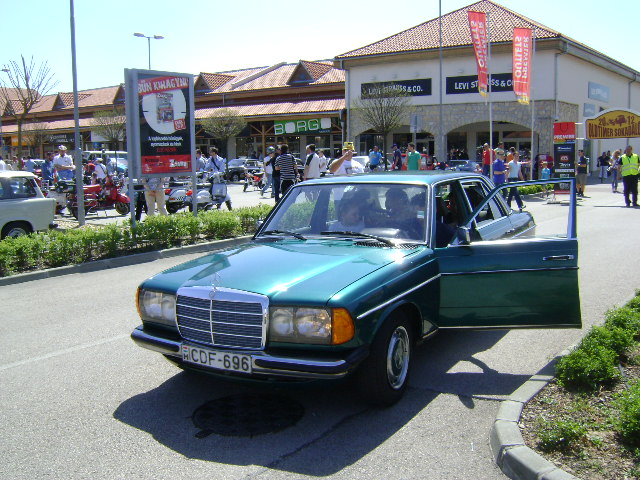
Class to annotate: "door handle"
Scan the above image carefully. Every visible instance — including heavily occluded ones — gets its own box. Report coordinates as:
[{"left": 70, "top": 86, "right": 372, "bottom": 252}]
[{"left": 542, "top": 255, "right": 574, "bottom": 261}]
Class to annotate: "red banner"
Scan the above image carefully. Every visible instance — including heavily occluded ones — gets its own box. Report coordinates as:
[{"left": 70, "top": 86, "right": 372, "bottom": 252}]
[
  {"left": 468, "top": 11, "right": 489, "bottom": 96},
  {"left": 512, "top": 28, "right": 532, "bottom": 104}
]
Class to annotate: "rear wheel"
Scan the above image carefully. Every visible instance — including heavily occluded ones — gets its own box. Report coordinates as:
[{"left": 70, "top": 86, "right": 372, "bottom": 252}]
[
  {"left": 115, "top": 202, "right": 130, "bottom": 215},
  {"left": 166, "top": 204, "right": 180, "bottom": 214},
  {"left": 356, "top": 313, "right": 413, "bottom": 407},
  {"left": 231, "top": 173, "right": 240, "bottom": 182},
  {"left": 1, "top": 222, "right": 32, "bottom": 239}
]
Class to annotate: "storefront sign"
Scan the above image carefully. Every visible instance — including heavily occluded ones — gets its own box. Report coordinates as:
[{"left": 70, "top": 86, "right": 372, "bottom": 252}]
[
  {"left": 45, "top": 133, "right": 75, "bottom": 144},
  {"left": 274, "top": 117, "right": 332, "bottom": 135},
  {"left": 588, "top": 81, "right": 610, "bottom": 103},
  {"left": 446, "top": 73, "right": 513, "bottom": 94},
  {"left": 512, "top": 27, "right": 532, "bottom": 104},
  {"left": 468, "top": 10, "right": 489, "bottom": 96},
  {"left": 360, "top": 79, "right": 432, "bottom": 97},
  {"left": 125, "top": 69, "right": 195, "bottom": 177},
  {"left": 585, "top": 108, "right": 640, "bottom": 139}
]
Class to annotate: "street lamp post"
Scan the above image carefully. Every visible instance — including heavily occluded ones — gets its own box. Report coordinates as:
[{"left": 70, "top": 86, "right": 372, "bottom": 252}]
[{"left": 133, "top": 33, "right": 164, "bottom": 70}]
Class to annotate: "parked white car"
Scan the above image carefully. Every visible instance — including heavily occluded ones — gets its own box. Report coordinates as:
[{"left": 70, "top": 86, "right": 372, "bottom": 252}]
[{"left": 0, "top": 171, "right": 57, "bottom": 239}]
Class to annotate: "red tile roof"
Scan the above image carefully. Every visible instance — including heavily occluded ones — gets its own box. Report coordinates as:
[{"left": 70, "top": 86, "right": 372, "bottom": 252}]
[{"left": 336, "top": 0, "right": 559, "bottom": 59}]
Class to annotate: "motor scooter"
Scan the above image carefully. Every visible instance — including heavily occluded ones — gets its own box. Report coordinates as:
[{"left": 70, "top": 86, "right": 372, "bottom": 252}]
[
  {"left": 164, "top": 178, "right": 190, "bottom": 214},
  {"left": 65, "top": 174, "right": 130, "bottom": 219}
]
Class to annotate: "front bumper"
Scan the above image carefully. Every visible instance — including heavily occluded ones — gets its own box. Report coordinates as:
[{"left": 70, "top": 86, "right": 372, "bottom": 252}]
[{"left": 131, "top": 325, "right": 368, "bottom": 379}]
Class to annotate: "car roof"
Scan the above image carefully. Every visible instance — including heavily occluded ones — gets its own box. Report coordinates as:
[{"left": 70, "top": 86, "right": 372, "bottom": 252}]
[
  {"left": 303, "top": 171, "right": 487, "bottom": 186},
  {"left": 0, "top": 171, "right": 36, "bottom": 179}
]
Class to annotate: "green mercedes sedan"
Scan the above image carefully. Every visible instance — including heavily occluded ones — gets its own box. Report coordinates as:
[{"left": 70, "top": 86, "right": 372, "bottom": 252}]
[{"left": 132, "top": 172, "right": 581, "bottom": 406}]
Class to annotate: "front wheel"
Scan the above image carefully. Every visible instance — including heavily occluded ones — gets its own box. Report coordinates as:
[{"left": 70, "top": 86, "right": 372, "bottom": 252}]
[
  {"left": 231, "top": 173, "right": 240, "bottom": 182},
  {"left": 1, "top": 222, "right": 31, "bottom": 239},
  {"left": 356, "top": 313, "right": 413, "bottom": 407},
  {"left": 115, "top": 202, "right": 130, "bottom": 215}
]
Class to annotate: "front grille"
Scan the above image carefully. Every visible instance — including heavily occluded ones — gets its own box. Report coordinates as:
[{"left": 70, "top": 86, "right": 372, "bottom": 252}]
[{"left": 175, "top": 287, "right": 267, "bottom": 350}]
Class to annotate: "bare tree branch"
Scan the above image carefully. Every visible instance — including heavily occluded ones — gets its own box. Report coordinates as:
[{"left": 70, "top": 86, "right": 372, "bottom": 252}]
[
  {"left": 352, "top": 86, "right": 412, "bottom": 161},
  {"left": 0, "top": 55, "right": 58, "bottom": 156},
  {"left": 91, "top": 107, "right": 126, "bottom": 149}
]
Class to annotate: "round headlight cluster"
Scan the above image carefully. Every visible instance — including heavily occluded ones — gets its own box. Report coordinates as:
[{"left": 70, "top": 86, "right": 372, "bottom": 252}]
[
  {"left": 138, "top": 289, "right": 176, "bottom": 327},
  {"left": 269, "top": 307, "right": 332, "bottom": 344}
]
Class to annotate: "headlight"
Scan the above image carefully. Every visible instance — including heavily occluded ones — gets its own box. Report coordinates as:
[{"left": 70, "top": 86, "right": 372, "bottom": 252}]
[
  {"left": 268, "top": 307, "right": 354, "bottom": 345},
  {"left": 137, "top": 288, "right": 176, "bottom": 327}
]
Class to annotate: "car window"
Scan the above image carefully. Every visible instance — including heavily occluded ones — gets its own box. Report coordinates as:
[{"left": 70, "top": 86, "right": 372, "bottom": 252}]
[
  {"left": 9, "top": 177, "right": 38, "bottom": 198},
  {"left": 459, "top": 180, "right": 504, "bottom": 227},
  {"left": 260, "top": 183, "right": 427, "bottom": 242},
  {"left": 0, "top": 181, "right": 6, "bottom": 200}
]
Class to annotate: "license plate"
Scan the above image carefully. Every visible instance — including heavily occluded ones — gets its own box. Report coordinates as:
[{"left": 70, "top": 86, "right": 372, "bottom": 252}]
[{"left": 181, "top": 345, "right": 252, "bottom": 373}]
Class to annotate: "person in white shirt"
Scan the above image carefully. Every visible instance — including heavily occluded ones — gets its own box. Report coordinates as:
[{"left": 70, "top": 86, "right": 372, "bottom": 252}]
[
  {"left": 317, "top": 149, "right": 328, "bottom": 173},
  {"left": 261, "top": 146, "right": 275, "bottom": 196},
  {"left": 303, "top": 144, "right": 321, "bottom": 181},
  {"left": 93, "top": 158, "right": 108, "bottom": 182},
  {"left": 329, "top": 145, "right": 365, "bottom": 176},
  {"left": 53, "top": 145, "right": 75, "bottom": 181},
  {"left": 207, "top": 146, "right": 232, "bottom": 209},
  {"left": 0, "top": 156, "right": 6, "bottom": 171}
]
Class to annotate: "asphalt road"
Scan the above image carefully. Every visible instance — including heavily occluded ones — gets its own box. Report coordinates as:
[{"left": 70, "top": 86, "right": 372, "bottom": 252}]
[{"left": 1, "top": 177, "right": 638, "bottom": 480}]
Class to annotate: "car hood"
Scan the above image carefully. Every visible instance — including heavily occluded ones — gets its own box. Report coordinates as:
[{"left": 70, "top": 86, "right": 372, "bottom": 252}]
[{"left": 142, "top": 240, "right": 421, "bottom": 304}]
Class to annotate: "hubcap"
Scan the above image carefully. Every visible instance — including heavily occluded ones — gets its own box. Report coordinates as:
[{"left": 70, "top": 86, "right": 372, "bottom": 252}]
[{"left": 386, "top": 326, "right": 410, "bottom": 390}]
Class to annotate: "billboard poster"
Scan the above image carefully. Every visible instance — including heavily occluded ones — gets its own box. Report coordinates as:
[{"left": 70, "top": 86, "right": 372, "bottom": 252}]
[
  {"left": 446, "top": 73, "right": 513, "bottom": 94},
  {"left": 512, "top": 27, "right": 532, "bottom": 104},
  {"left": 467, "top": 10, "right": 489, "bottom": 96},
  {"left": 124, "top": 69, "right": 195, "bottom": 178},
  {"left": 585, "top": 108, "right": 640, "bottom": 139}
]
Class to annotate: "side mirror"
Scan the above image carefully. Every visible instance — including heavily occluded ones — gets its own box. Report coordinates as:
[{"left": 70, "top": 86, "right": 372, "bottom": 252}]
[{"left": 455, "top": 226, "right": 471, "bottom": 245}]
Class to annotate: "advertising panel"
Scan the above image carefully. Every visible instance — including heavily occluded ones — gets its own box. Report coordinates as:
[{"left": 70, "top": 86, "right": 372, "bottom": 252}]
[
  {"left": 467, "top": 10, "right": 489, "bottom": 96},
  {"left": 274, "top": 117, "right": 332, "bottom": 135},
  {"left": 585, "top": 109, "right": 640, "bottom": 139},
  {"left": 124, "top": 69, "right": 195, "bottom": 178},
  {"left": 553, "top": 122, "right": 576, "bottom": 193},
  {"left": 512, "top": 27, "right": 532, "bottom": 104}
]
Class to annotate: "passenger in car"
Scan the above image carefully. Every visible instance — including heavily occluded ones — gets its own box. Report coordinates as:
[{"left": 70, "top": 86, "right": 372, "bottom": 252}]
[{"left": 330, "top": 201, "right": 365, "bottom": 232}]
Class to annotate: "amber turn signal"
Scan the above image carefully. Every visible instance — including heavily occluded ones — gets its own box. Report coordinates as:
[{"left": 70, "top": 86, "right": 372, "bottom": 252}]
[{"left": 331, "top": 308, "right": 355, "bottom": 345}]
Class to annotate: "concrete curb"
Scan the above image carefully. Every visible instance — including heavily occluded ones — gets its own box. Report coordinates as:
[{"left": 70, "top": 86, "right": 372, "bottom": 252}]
[
  {"left": 490, "top": 350, "right": 580, "bottom": 480},
  {"left": 0, "top": 236, "right": 252, "bottom": 286}
]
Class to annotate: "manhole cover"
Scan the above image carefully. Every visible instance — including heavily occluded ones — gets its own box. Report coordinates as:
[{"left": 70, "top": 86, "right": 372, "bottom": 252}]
[{"left": 192, "top": 393, "right": 304, "bottom": 438}]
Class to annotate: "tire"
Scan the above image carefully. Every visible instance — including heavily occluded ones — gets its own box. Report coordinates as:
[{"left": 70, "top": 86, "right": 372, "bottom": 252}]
[
  {"left": 231, "top": 173, "right": 240, "bottom": 182},
  {"left": 356, "top": 313, "right": 413, "bottom": 407},
  {"left": 166, "top": 204, "right": 180, "bottom": 214},
  {"left": 115, "top": 202, "right": 130, "bottom": 215},
  {"left": 1, "top": 222, "right": 31, "bottom": 239}
]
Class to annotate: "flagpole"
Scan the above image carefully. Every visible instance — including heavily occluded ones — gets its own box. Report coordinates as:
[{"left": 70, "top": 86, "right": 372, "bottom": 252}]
[
  {"left": 487, "top": 12, "right": 493, "bottom": 178},
  {"left": 530, "top": 27, "right": 536, "bottom": 180},
  {"left": 439, "top": 0, "right": 444, "bottom": 164}
]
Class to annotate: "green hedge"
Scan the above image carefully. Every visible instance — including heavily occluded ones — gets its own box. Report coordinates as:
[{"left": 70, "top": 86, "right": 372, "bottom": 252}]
[{"left": 0, "top": 205, "right": 273, "bottom": 277}]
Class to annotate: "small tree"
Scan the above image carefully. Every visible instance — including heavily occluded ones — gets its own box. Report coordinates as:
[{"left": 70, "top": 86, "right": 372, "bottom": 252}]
[
  {"left": 351, "top": 85, "right": 412, "bottom": 165},
  {"left": 0, "top": 55, "right": 58, "bottom": 157},
  {"left": 91, "top": 107, "right": 126, "bottom": 150},
  {"left": 22, "top": 121, "right": 50, "bottom": 157},
  {"left": 200, "top": 108, "right": 247, "bottom": 177}
]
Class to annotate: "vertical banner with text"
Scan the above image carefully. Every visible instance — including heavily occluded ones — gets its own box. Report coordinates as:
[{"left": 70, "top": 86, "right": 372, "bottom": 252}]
[
  {"left": 124, "top": 69, "right": 195, "bottom": 179},
  {"left": 512, "top": 27, "right": 532, "bottom": 104},
  {"left": 468, "top": 11, "right": 489, "bottom": 97}
]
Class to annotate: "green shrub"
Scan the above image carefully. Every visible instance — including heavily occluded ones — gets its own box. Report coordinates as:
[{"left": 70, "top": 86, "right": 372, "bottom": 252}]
[
  {"left": 556, "top": 343, "right": 620, "bottom": 391},
  {"left": 605, "top": 307, "right": 640, "bottom": 337},
  {"left": 615, "top": 380, "right": 640, "bottom": 447},
  {"left": 536, "top": 417, "right": 588, "bottom": 452},
  {"left": 582, "top": 325, "right": 636, "bottom": 357},
  {"left": 236, "top": 205, "right": 273, "bottom": 233},
  {"left": 626, "top": 296, "right": 640, "bottom": 314},
  {"left": 11, "top": 234, "right": 46, "bottom": 271},
  {"left": 199, "top": 210, "right": 242, "bottom": 238},
  {"left": 95, "top": 223, "right": 125, "bottom": 258}
]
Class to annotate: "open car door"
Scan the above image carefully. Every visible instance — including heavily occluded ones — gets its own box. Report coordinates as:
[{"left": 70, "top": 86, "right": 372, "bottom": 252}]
[{"left": 434, "top": 177, "right": 581, "bottom": 329}]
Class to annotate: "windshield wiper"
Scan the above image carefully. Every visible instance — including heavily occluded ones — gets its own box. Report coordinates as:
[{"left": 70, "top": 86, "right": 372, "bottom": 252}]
[
  {"left": 260, "top": 230, "right": 306, "bottom": 240},
  {"left": 321, "top": 231, "right": 394, "bottom": 246}
]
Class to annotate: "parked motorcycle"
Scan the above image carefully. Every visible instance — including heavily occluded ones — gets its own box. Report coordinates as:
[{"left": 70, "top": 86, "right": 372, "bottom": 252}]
[
  {"left": 65, "top": 175, "right": 130, "bottom": 219},
  {"left": 183, "top": 172, "right": 229, "bottom": 211},
  {"left": 243, "top": 170, "right": 265, "bottom": 192},
  {"left": 164, "top": 178, "right": 190, "bottom": 214}
]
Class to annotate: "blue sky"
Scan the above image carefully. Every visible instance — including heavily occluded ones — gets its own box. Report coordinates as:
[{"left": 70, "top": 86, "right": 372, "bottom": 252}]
[{"left": 1, "top": 0, "right": 637, "bottom": 93}]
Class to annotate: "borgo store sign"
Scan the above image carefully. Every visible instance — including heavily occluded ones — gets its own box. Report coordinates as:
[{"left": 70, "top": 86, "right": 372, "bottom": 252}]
[{"left": 274, "top": 118, "right": 332, "bottom": 135}]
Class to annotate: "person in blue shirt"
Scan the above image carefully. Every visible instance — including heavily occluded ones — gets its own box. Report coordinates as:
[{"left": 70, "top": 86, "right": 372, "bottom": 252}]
[
  {"left": 41, "top": 152, "right": 56, "bottom": 184},
  {"left": 368, "top": 146, "right": 382, "bottom": 171},
  {"left": 492, "top": 148, "right": 506, "bottom": 186}
]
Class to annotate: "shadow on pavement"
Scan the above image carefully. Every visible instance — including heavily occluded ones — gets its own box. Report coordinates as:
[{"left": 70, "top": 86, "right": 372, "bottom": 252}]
[{"left": 114, "top": 329, "right": 528, "bottom": 475}]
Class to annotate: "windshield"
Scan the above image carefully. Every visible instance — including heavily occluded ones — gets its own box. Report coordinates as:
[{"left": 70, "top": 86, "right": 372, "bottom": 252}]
[
  {"left": 258, "top": 182, "right": 428, "bottom": 243},
  {"left": 227, "top": 159, "right": 245, "bottom": 167}
]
